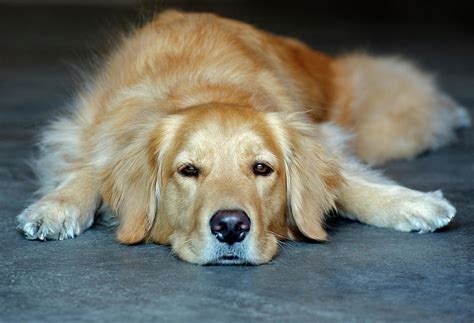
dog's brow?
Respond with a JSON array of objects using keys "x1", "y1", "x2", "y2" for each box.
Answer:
[
  {"x1": 254, "y1": 153, "x2": 278, "y2": 166},
  {"x1": 174, "y1": 151, "x2": 194, "y2": 165}
]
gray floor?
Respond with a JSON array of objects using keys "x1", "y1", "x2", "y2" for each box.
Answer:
[{"x1": 1, "y1": 4, "x2": 473, "y2": 322}]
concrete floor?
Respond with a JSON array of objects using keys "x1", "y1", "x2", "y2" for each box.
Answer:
[{"x1": 0, "y1": 4, "x2": 473, "y2": 322}]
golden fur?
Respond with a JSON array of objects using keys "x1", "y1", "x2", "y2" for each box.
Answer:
[{"x1": 18, "y1": 11, "x2": 469, "y2": 264}]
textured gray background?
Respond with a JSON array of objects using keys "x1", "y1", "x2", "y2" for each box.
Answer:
[{"x1": 1, "y1": 2, "x2": 473, "y2": 322}]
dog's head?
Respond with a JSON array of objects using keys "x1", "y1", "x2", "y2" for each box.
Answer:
[{"x1": 102, "y1": 104, "x2": 342, "y2": 264}]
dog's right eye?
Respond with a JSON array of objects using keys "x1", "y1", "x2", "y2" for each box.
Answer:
[
  {"x1": 253, "y1": 162, "x2": 274, "y2": 176},
  {"x1": 178, "y1": 164, "x2": 200, "y2": 177}
]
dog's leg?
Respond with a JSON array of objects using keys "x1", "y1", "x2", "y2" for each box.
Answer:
[
  {"x1": 318, "y1": 123, "x2": 456, "y2": 232},
  {"x1": 17, "y1": 115, "x2": 100, "y2": 240},
  {"x1": 17, "y1": 170, "x2": 100, "y2": 240},
  {"x1": 336, "y1": 161, "x2": 456, "y2": 233}
]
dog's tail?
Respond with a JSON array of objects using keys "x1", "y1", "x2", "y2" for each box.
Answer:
[{"x1": 330, "y1": 53, "x2": 471, "y2": 165}]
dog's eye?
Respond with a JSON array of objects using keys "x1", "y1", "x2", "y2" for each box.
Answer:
[
  {"x1": 178, "y1": 164, "x2": 199, "y2": 177},
  {"x1": 253, "y1": 162, "x2": 273, "y2": 176}
]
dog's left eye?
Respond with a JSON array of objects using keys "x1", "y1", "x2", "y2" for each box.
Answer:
[
  {"x1": 178, "y1": 164, "x2": 200, "y2": 177},
  {"x1": 253, "y1": 162, "x2": 273, "y2": 176}
]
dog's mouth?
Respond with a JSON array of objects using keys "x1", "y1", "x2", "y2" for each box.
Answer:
[
  {"x1": 202, "y1": 241, "x2": 255, "y2": 265},
  {"x1": 221, "y1": 254, "x2": 240, "y2": 261},
  {"x1": 207, "y1": 251, "x2": 248, "y2": 265},
  {"x1": 215, "y1": 255, "x2": 244, "y2": 265}
]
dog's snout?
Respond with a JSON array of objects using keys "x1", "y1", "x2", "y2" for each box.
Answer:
[{"x1": 210, "y1": 210, "x2": 250, "y2": 245}]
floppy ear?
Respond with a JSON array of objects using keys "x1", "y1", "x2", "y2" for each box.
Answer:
[
  {"x1": 272, "y1": 114, "x2": 344, "y2": 240},
  {"x1": 101, "y1": 127, "x2": 159, "y2": 244},
  {"x1": 99, "y1": 111, "x2": 180, "y2": 245}
]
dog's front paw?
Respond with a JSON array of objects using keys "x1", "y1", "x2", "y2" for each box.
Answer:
[
  {"x1": 17, "y1": 199, "x2": 88, "y2": 241},
  {"x1": 393, "y1": 190, "x2": 456, "y2": 233}
]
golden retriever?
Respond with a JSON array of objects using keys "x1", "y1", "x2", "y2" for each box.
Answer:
[{"x1": 18, "y1": 11, "x2": 470, "y2": 264}]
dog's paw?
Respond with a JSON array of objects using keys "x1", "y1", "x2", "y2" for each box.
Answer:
[
  {"x1": 392, "y1": 190, "x2": 456, "y2": 233},
  {"x1": 17, "y1": 199, "x2": 90, "y2": 241}
]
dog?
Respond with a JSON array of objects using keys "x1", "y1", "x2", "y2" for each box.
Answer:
[{"x1": 17, "y1": 10, "x2": 470, "y2": 265}]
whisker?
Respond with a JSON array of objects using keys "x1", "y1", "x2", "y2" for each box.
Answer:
[
  {"x1": 167, "y1": 237, "x2": 192, "y2": 258},
  {"x1": 266, "y1": 230, "x2": 297, "y2": 251},
  {"x1": 266, "y1": 230, "x2": 290, "y2": 240}
]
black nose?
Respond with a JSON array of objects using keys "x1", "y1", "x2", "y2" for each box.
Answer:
[{"x1": 209, "y1": 210, "x2": 251, "y2": 245}]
